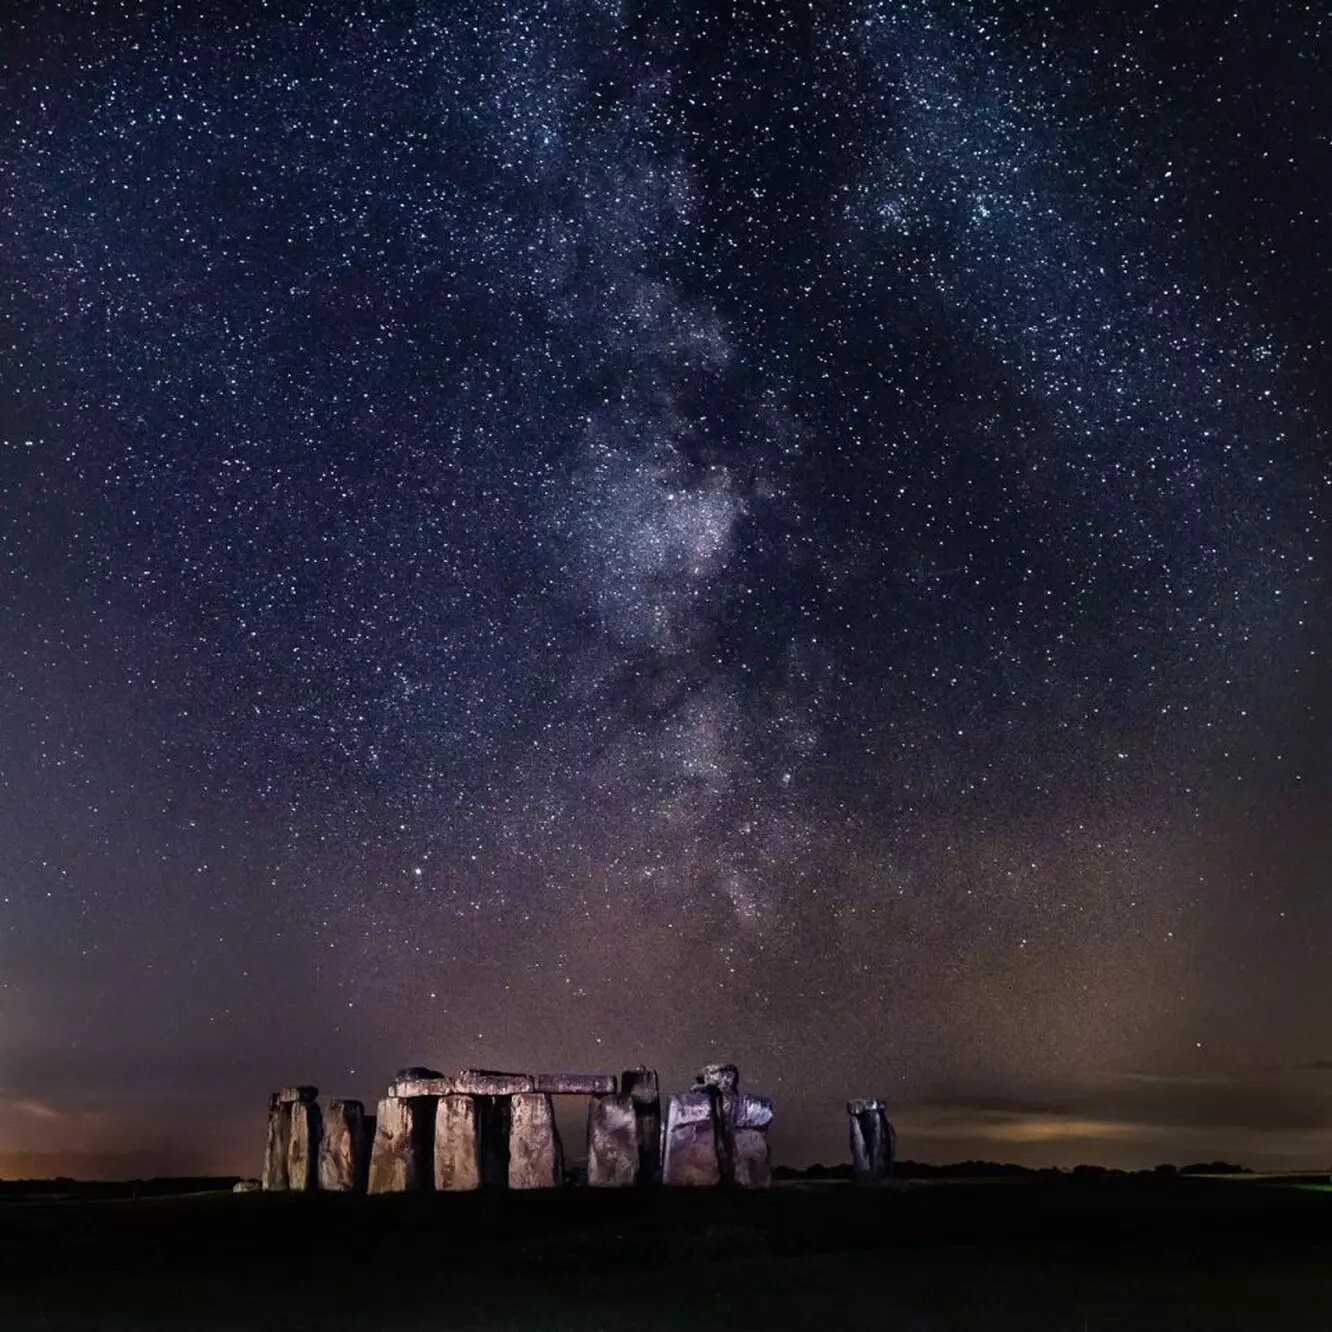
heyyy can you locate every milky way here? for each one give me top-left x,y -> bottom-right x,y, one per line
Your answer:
1,1 -> 1327,1174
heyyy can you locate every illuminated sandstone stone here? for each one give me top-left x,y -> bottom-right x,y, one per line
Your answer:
368,1096 -> 433,1193
534,1072 -> 617,1096
508,1092 -> 563,1189
661,1091 -> 721,1186
286,1097 -> 322,1191
587,1094 -> 639,1187
275,1085 -> 319,1104
732,1091 -> 773,1188
455,1069 -> 536,1096
318,1098 -> 368,1193
262,1095 -> 291,1191
434,1094 -> 483,1191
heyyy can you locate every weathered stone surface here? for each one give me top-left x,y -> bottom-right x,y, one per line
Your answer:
262,1100 -> 292,1191
534,1072 -> 617,1096
622,1066 -> 661,1182
696,1064 -> 740,1096
276,1085 -> 319,1104
287,1098 -> 322,1191
455,1069 -> 535,1096
434,1095 -> 483,1192
233,1178 -> 262,1193
694,1065 -> 742,1181
848,1098 -> 895,1183
508,1093 -> 563,1189
386,1067 -> 449,1097
586,1093 -> 639,1187
318,1099 -> 367,1192
734,1092 -> 773,1129
390,1076 -> 459,1098
662,1091 -> 721,1186
622,1066 -> 659,1105
732,1127 -> 771,1188
368,1096 -> 433,1193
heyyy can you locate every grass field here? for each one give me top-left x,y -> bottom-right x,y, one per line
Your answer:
2,1174 -> 1330,1330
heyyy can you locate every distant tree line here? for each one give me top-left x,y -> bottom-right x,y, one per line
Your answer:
772,1160 -> 1255,1181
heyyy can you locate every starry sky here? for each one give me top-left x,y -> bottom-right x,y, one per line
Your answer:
1,0 -> 1329,1179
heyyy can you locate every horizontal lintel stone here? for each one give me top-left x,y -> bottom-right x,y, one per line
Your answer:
453,1069 -> 535,1096
534,1072 -> 617,1096
389,1077 -> 459,1098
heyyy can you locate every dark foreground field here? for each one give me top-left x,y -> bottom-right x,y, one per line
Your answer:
2,1175 -> 1330,1331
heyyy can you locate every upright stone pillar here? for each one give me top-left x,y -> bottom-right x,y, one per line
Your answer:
694,1064 -> 740,1182
287,1097 -> 322,1191
587,1094 -> 639,1187
848,1098 -> 895,1183
661,1091 -> 721,1186
435,1094 -> 483,1191
622,1065 -> 661,1184
731,1092 -> 774,1189
318,1099 -> 368,1192
368,1096 -> 434,1193
508,1092 -> 563,1189
262,1094 -> 291,1191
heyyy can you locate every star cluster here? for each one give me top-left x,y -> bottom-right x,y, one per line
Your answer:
1,0 -> 1327,1175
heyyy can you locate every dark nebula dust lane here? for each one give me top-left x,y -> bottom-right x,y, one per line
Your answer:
0,1 -> 1328,1176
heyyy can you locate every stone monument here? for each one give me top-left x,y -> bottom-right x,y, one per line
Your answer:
848,1097 -> 896,1183
258,1060 -> 775,1193
317,1098 -> 368,1192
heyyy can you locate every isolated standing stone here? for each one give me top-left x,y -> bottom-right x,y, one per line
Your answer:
262,1096 -> 292,1191
661,1091 -> 721,1186
287,1097 -> 322,1191
587,1093 -> 639,1187
435,1095 -> 483,1192
848,1098 -> 895,1183
318,1099 -> 367,1193
508,1092 -> 563,1189
368,1096 -> 434,1193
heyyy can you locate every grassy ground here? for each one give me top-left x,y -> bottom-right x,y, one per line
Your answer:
1,1175 -> 1330,1330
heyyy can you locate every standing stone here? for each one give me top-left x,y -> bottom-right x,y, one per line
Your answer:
622,1066 -> 661,1184
435,1095 -> 483,1192
262,1095 -> 292,1191
587,1094 -> 639,1187
318,1099 -> 367,1193
367,1096 -> 434,1193
661,1091 -> 721,1186
694,1064 -> 741,1182
848,1098 -> 895,1183
731,1093 -> 774,1189
276,1085 -> 319,1104
508,1092 -> 563,1189
287,1098 -> 322,1191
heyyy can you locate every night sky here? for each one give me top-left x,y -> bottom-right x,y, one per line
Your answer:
2,1 -> 1328,1179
